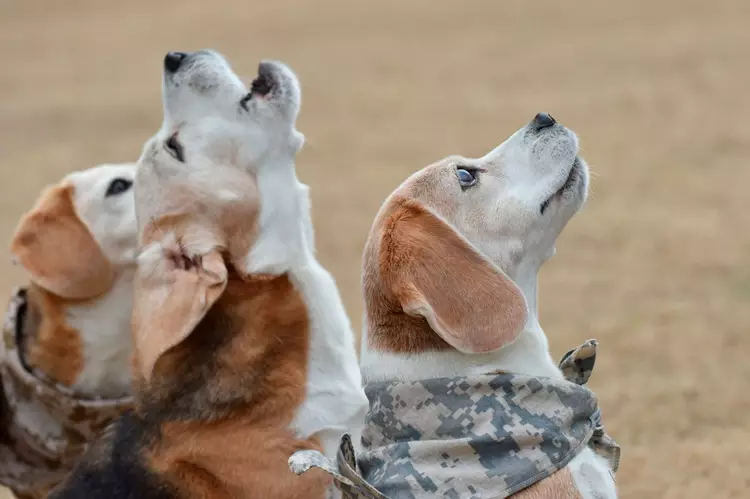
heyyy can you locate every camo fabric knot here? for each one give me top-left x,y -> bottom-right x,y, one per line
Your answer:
289,339 -> 620,499
558,339 -> 620,472
0,288 -> 133,499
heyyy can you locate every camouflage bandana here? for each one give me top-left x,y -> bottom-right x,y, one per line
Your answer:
290,340 -> 620,499
0,287 -> 133,499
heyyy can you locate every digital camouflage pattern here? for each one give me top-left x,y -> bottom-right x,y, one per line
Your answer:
0,288 -> 133,499
289,339 -> 620,499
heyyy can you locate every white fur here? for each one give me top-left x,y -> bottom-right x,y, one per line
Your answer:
66,164 -> 139,266
141,51 -> 368,464
62,163 -> 138,398
65,268 -> 134,397
360,116 -> 616,498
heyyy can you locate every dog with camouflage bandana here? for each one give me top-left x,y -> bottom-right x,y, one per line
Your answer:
1,164 -> 138,498
291,113 -> 619,498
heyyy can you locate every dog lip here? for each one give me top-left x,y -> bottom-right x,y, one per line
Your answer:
557,157 -> 581,195
541,157 -> 581,214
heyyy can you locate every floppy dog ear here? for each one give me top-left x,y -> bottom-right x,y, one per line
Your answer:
9,183 -> 114,299
380,200 -> 528,354
132,239 -> 227,381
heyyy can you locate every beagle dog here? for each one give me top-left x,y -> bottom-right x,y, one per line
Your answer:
358,113 -> 617,498
50,50 -> 367,499
290,114 -> 618,498
1,164 -> 137,498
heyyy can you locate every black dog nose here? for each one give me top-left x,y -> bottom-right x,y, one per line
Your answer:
532,112 -> 556,130
164,52 -> 187,73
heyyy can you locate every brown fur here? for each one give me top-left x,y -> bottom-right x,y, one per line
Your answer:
9,183 -> 114,300
364,196 -> 527,354
513,468 -> 583,499
21,284 -> 84,387
151,419 -> 327,499
8,181 -> 117,388
132,267 -> 329,498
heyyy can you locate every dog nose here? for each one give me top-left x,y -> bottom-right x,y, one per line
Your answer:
164,52 -> 187,73
532,112 -> 556,130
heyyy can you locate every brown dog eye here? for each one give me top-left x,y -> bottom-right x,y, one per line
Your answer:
105,178 -> 132,197
165,133 -> 185,162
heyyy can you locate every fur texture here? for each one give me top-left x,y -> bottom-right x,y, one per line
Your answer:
9,163 -> 138,398
52,50 -> 365,499
360,114 -> 616,498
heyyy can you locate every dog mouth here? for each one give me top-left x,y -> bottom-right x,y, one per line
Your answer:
239,64 -> 277,110
558,157 -> 581,195
250,64 -> 276,97
540,157 -> 582,214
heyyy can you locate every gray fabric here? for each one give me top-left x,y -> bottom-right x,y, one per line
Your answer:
0,288 -> 133,498
289,339 -> 619,499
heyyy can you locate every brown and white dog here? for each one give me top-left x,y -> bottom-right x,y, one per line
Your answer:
50,51 -> 367,499
1,164 -> 137,498
359,113 -> 617,498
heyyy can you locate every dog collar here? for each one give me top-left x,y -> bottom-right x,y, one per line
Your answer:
290,339 -> 620,499
0,287 -> 133,497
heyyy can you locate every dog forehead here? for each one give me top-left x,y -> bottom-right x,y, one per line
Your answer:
65,163 -> 135,190
400,159 -> 455,199
388,158 -> 464,225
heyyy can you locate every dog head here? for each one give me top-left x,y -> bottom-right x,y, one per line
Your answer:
10,163 -> 138,299
132,51 -> 305,382
363,113 -> 588,355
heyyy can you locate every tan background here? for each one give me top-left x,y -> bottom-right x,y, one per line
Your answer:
2,0 -> 749,497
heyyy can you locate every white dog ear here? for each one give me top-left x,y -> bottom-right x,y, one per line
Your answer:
131,239 -> 227,382
379,200 -> 528,354
10,183 -> 114,299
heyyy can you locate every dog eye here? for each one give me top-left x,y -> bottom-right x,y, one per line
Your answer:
165,133 -> 185,162
105,178 -> 132,197
456,167 -> 478,188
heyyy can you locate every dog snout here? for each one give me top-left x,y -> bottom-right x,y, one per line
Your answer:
164,52 -> 188,73
532,112 -> 556,131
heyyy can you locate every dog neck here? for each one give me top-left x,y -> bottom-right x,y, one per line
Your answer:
244,155 -> 309,276
495,259 -> 561,377
25,267 -> 135,398
241,155 -> 368,453
287,260 -> 368,454
361,259 -> 562,383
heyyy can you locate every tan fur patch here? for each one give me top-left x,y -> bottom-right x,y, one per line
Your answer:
512,468 -> 583,499
24,284 -> 83,387
10,183 -> 114,300
364,197 -> 527,354
131,245 -> 228,383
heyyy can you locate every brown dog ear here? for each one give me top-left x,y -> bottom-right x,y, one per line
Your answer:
380,200 -> 528,353
131,240 -> 227,382
10,183 -> 114,299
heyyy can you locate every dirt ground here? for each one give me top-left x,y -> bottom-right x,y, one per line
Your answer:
1,0 -> 749,497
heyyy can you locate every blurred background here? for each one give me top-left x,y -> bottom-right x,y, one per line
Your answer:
1,0 -> 749,497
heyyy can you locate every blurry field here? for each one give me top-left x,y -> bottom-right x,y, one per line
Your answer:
2,1 -> 749,497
